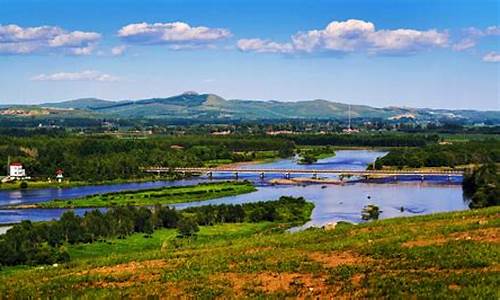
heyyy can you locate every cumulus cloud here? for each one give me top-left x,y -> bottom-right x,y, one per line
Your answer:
31,70 -> 119,82
0,24 -> 101,55
483,52 -> 500,62
238,19 -> 448,55
118,22 -> 231,48
453,26 -> 500,51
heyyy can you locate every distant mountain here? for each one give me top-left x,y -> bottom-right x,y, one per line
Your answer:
41,98 -> 127,110
5,93 -> 500,123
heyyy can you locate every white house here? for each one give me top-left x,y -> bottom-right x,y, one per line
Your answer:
55,169 -> 64,182
9,163 -> 26,178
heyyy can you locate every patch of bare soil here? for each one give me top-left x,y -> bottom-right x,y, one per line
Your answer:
307,251 -> 366,268
75,259 -> 169,289
211,272 -> 333,298
402,227 -> 499,248
78,259 -> 168,276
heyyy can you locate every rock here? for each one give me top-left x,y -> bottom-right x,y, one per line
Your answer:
322,222 -> 337,231
478,220 -> 488,225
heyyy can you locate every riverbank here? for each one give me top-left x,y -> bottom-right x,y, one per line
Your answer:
12,181 -> 256,209
0,176 -> 184,191
1,206 -> 497,298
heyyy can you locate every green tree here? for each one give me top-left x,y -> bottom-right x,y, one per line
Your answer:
176,216 -> 199,238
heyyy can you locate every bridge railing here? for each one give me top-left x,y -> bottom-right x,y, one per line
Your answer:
144,167 -> 464,176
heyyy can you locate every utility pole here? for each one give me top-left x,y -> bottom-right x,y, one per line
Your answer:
6,155 -> 10,176
348,104 -> 352,131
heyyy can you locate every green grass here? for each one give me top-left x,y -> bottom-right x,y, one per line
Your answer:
297,146 -> 337,160
34,181 -> 256,208
0,206 -> 498,298
0,176 -> 178,191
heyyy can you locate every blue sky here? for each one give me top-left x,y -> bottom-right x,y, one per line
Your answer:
0,0 -> 498,110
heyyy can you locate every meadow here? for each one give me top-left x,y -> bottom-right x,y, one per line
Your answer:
0,206 -> 498,298
34,181 -> 256,208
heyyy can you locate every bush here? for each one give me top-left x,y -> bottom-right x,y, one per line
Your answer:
20,181 -> 28,189
176,216 -> 199,238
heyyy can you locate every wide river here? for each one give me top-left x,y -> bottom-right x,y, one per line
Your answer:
0,150 -> 468,228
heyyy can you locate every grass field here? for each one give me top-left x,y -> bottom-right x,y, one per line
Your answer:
0,206 -> 498,298
0,176 -> 180,191
34,181 -> 256,208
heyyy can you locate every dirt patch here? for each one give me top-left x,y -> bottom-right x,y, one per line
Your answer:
74,259 -> 170,289
450,227 -> 499,243
307,251 -> 366,268
211,272 -> 332,297
402,227 -> 499,248
78,259 -> 168,276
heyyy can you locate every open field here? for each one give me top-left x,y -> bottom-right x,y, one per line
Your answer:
1,206 -> 498,298
28,181 -> 256,209
0,177 -> 179,191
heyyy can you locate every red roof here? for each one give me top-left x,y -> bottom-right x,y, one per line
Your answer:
56,169 -> 64,175
10,162 -> 22,166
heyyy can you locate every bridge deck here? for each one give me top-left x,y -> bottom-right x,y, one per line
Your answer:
145,167 -> 464,177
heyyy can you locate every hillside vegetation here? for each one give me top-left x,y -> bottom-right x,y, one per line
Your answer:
0,206 -> 498,298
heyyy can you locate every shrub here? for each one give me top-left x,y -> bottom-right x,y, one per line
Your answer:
176,216 -> 199,238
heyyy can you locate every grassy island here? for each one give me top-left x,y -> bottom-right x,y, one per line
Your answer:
34,181 -> 256,208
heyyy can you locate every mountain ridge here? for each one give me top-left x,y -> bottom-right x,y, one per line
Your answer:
8,93 -> 499,122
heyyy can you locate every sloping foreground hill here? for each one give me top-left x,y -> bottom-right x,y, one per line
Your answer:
1,206 -> 498,298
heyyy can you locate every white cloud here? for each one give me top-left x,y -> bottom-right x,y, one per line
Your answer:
0,24 -> 101,55
238,19 -> 448,55
118,22 -> 231,48
237,39 -> 293,53
31,70 -> 119,82
483,52 -> 500,62
453,26 -> 500,51
111,45 -> 127,56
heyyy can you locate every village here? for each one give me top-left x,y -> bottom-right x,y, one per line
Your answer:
1,162 -> 63,184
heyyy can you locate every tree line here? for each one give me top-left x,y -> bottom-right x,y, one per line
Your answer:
0,196 -> 313,267
374,140 -> 500,169
286,133 -> 438,147
0,135 -> 294,182
463,163 -> 499,208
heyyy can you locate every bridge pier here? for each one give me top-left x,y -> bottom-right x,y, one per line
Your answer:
284,172 -> 291,179
234,172 -> 239,180
259,172 -> 265,180
312,173 -> 318,179
420,175 -> 424,181
207,171 -> 213,179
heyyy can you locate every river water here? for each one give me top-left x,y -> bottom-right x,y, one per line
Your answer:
0,150 -> 468,226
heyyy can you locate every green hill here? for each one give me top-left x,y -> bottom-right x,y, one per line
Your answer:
5,93 -> 500,122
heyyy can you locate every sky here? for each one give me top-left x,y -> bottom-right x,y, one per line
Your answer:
0,0 -> 499,110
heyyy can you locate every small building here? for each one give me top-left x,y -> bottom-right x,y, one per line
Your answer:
9,163 -> 26,179
55,169 -> 64,182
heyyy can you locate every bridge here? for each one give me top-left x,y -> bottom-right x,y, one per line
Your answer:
145,167 -> 464,180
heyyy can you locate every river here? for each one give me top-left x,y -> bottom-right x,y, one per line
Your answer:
0,150 -> 468,226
